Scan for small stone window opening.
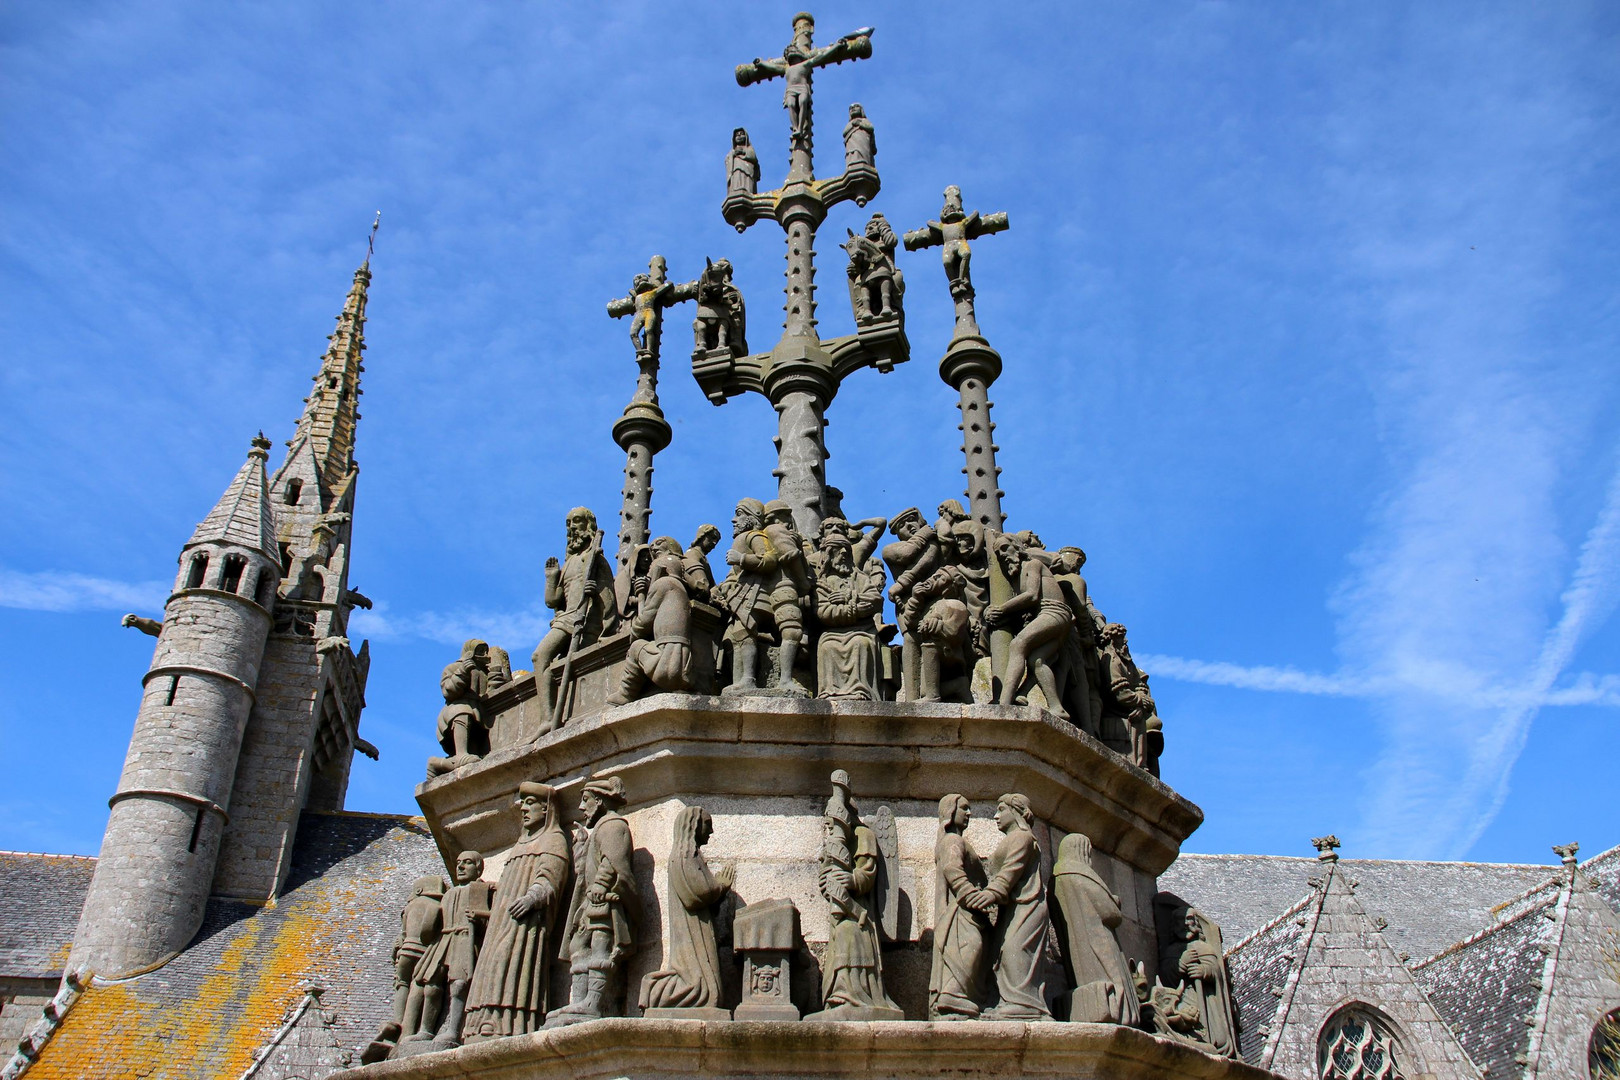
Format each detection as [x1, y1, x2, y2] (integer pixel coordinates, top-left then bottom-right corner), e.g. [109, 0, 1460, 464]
[164, 675, 179, 706]
[186, 804, 205, 853]
[1592, 1007, 1620, 1080]
[186, 553, 209, 589]
[255, 567, 276, 607]
[1318, 1006, 1408, 1080]
[279, 542, 294, 575]
[283, 477, 303, 506]
[220, 554, 247, 594]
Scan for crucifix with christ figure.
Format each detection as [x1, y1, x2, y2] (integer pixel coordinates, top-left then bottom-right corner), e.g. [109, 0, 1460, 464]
[700, 12, 909, 536]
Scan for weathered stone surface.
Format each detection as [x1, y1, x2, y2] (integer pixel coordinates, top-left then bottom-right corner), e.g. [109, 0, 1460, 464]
[328, 1018, 1285, 1080]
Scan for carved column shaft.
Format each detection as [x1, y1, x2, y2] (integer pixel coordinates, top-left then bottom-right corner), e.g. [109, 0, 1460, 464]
[772, 389, 828, 536]
[940, 338, 1006, 531]
[784, 216, 818, 338]
[612, 406, 672, 573]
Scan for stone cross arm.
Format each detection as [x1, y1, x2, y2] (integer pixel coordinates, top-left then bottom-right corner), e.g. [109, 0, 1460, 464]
[734, 28, 874, 86]
[902, 210, 1010, 252]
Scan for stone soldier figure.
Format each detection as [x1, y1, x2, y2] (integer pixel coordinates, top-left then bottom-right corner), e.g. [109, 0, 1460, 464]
[812, 517, 886, 700]
[405, 850, 495, 1047]
[812, 770, 902, 1020]
[547, 776, 639, 1027]
[929, 794, 992, 1019]
[713, 497, 807, 692]
[843, 102, 875, 170]
[427, 639, 491, 778]
[639, 805, 735, 1015]
[842, 225, 900, 324]
[1049, 547, 1102, 735]
[974, 794, 1053, 1021]
[364, 875, 446, 1060]
[608, 540, 695, 705]
[1098, 622, 1165, 775]
[986, 532, 1073, 719]
[725, 127, 759, 200]
[882, 507, 945, 701]
[692, 258, 748, 357]
[531, 507, 620, 734]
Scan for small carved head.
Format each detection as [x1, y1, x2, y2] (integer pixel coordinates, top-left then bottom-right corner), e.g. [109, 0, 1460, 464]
[732, 127, 750, 147]
[941, 185, 965, 223]
[454, 850, 485, 885]
[733, 498, 766, 535]
[995, 793, 1034, 832]
[849, 102, 864, 119]
[651, 535, 683, 558]
[1053, 546, 1087, 573]
[579, 775, 627, 824]
[710, 258, 734, 282]
[764, 499, 796, 529]
[937, 499, 967, 523]
[412, 875, 447, 900]
[992, 531, 1025, 574]
[889, 506, 924, 540]
[565, 507, 597, 553]
[938, 793, 971, 832]
[692, 523, 722, 553]
[516, 781, 554, 831]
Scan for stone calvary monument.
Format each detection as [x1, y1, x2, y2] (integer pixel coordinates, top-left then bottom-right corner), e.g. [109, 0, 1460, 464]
[346, 12, 1246, 1079]
[15, 13, 1619, 1080]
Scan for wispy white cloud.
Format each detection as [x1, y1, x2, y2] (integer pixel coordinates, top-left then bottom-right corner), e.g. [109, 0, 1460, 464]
[348, 600, 548, 654]
[0, 568, 167, 614]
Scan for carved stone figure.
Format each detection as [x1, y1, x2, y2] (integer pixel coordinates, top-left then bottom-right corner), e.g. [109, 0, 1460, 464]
[692, 258, 748, 358]
[732, 899, 801, 1021]
[843, 102, 875, 170]
[810, 770, 902, 1020]
[986, 532, 1072, 720]
[611, 256, 674, 360]
[725, 127, 759, 199]
[1052, 832, 1138, 1026]
[486, 645, 513, 692]
[120, 612, 162, 637]
[683, 524, 722, 603]
[929, 794, 991, 1019]
[364, 875, 446, 1061]
[1099, 622, 1165, 776]
[812, 516, 886, 700]
[427, 639, 491, 778]
[843, 216, 901, 324]
[547, 776, 639, 1027]
[639, 806, 735, 1017]
[903, 184, 1011, 306]
[977, 794, 1052, 1020]
[608, 541, 695, 705]
[735, 14, 873, 153]
[463, 783, 571, 1041]
[405, 850, 495, 1047]
[1151, 900, 1237, 1056]
[713, 497, 807, 693]
[1049, 547, 1102, 735]
[883, 507, 945, 701]
[531, 508, 620, 734]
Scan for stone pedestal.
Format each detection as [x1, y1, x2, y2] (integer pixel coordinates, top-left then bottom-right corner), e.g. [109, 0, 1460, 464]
[415, 695, 1201, 1022]
[733, 899, 801, 1022]
[330, 1019, 1281, 1080]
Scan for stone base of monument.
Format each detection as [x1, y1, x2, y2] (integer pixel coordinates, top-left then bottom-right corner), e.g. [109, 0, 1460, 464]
[643, 1007, 734, 1021]
[331, 1019, 1279, 1080]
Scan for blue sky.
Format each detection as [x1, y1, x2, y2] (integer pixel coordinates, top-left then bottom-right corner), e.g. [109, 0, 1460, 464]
[2, 2, 1616, 868]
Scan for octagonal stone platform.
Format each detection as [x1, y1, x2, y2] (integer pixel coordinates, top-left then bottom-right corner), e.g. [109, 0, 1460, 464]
[414, 695, 1202, 1021]
[333, 1019, 1277, 1080]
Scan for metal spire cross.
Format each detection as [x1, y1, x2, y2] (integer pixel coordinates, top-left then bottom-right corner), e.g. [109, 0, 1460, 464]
[701, 11, 909, 535]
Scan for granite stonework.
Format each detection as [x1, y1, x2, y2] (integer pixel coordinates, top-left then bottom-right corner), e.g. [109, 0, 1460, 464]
[413, 693, 1199, 1025]
[333, 1019, 1279, 1080]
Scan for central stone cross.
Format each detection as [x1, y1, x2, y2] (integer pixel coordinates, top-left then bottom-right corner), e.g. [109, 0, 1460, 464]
[698, 11, 909, 535]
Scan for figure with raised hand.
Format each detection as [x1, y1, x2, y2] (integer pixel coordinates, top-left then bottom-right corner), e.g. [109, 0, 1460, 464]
[531, 508, 619, 734]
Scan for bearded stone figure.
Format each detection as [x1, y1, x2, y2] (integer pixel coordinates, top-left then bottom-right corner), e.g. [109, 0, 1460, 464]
[639, 806, 735, 1017]
[1051, 832, 1139, 1026]
[463, 782, 571, 1041]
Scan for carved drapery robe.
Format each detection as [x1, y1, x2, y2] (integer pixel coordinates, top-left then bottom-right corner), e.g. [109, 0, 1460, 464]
[820, 824, 896, 1011]
[639, 822, 726, 1010]
[550, 548, 620, 643]
[983, 827, 1052, 1019]
[929, 830, 988, 1018]
[815, 559, 884, 700]
[1051, 834, 1138, 1025]
[1177, 919, 1236, 1056]
[463, 828, 570, 1039]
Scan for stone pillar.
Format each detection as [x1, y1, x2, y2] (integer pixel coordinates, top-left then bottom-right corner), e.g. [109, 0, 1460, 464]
[612, 403, 673, 573]
[940, 336, 1005, 532]
[70, 537, 278, 977]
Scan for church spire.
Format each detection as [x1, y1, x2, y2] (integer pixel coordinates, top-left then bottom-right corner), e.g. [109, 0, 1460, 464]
[287, 231, 374, 503]
[187, 432, 277, 558]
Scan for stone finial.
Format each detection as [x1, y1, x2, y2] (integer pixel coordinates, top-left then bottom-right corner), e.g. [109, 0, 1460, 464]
[1552, 841, 1579, 868]
[1310, 835, 1340, 861]
[250, 431, 272, 459]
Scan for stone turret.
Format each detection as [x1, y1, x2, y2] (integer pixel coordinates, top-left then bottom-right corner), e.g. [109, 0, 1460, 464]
[70, 436, 281, 978]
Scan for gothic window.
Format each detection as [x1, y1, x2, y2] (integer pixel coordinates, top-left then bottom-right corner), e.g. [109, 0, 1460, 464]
[1318, 1006, 1408, 1080]
[1592, 1007, 1620, 1080]
[254, 567, 276, 607]
[186, 553, 209, 589]
[284, 477, 303, 505]
[220, 553, 246, 594]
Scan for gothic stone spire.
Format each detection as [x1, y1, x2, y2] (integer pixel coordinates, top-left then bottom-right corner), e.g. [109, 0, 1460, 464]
[285, 260, 371, 504]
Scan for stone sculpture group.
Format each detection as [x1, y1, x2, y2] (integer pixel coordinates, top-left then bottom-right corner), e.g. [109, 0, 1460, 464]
[369, 771, 1236, 1060]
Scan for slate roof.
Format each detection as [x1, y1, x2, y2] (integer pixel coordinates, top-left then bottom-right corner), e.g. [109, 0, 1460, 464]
[1224, 893, 1311, 1064]
[27, 811, 443, 1080]
[1159, 852, 1554, 963]
[0, 852, 96, 981]
[187, 441, 276, 557]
